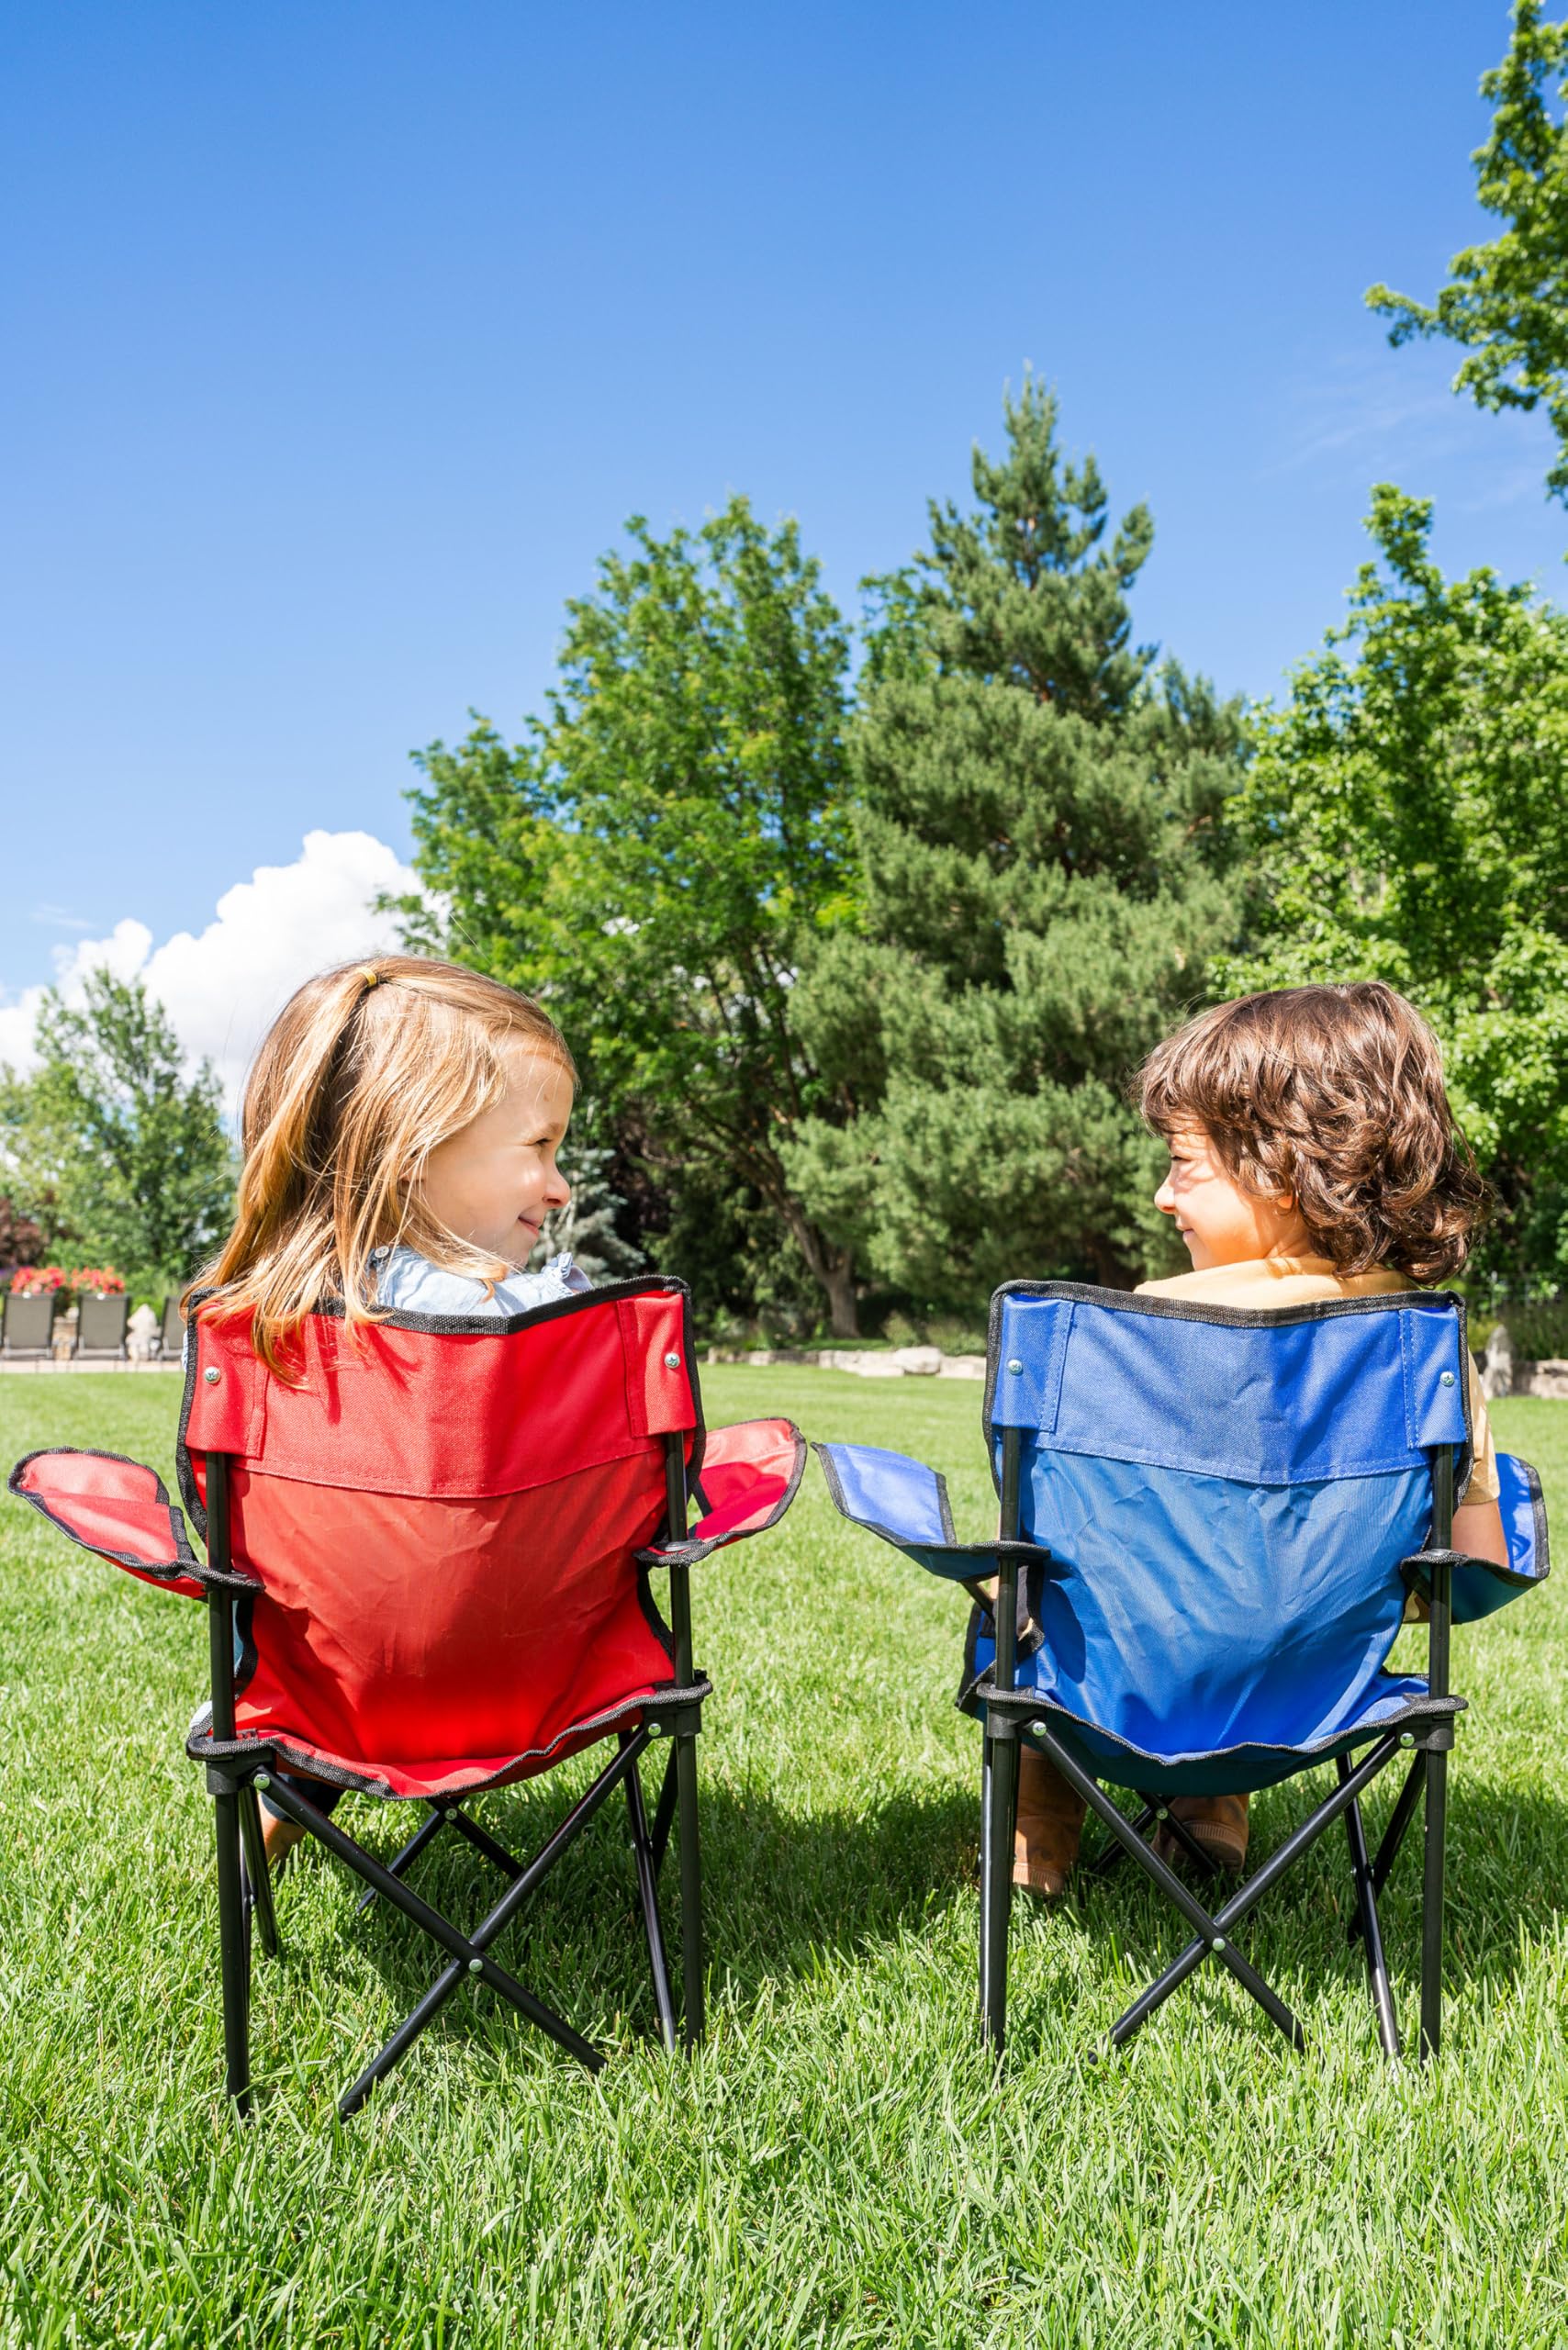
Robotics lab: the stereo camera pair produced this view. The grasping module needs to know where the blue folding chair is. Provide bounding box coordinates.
[818,1282,1548,2061]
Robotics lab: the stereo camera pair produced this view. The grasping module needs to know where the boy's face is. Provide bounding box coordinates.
[1154,1125,1310,1271]
[420,1041,575,1270]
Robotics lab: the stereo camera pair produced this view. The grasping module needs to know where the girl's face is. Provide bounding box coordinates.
[1154,1125,1310,1271]
[420,1042,575,1268]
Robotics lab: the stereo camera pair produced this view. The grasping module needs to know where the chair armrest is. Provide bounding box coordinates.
[6,1448,256,1597]
[813,1439,1047,1585]
[638,1417,806,1565]
[1402,1449,1550,1623]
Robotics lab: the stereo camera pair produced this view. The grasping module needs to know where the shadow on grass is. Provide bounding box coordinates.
[1002,1760,1568,2053]
[240,1753,1568,2086]
[244,1767,980,2072]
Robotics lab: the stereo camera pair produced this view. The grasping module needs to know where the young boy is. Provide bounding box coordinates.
[1014,980,1506,1895]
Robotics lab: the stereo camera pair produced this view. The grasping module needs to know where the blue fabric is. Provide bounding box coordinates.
[992,1291,1468,1481]
[969,1445,1434,1790]
[818,1288,1497,1788]
[970,1617,1432,1795]
[978,1292,1464,1781]
[1448,1449,1548,1624]
[815,1442,1004,1583]
[1499,1451,1544,1582]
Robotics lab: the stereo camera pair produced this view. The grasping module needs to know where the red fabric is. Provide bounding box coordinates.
[677,1419,803,1550]
[11,1450,203,1595]
[224,1458,676,1795]
[183,1295,700,1790]
[186,1301,693,1499]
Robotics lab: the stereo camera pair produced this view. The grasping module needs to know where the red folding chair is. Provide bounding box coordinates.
[9,1279,803,2118]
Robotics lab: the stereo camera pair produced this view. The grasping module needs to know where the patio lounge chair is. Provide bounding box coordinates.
[2,1289,60,1360]
[74,1292,129,1360]
[158,1295,185,1360]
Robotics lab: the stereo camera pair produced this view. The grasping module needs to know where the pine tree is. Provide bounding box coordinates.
[536,1132,644,1282]
[783,381,1244,1306]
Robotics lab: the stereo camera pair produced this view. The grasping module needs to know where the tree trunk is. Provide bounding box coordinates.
[818,1246,860,1340]
[780,1203,861,1337]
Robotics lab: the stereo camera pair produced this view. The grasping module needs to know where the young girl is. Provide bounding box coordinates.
[189,954,584,1865]
[1014,980,1506,1897]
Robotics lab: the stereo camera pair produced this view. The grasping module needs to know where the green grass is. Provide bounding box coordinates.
[3,1371,1567,2348]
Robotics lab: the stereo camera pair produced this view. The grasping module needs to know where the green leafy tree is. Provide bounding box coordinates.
[398,497,866,1331]
[0,972,234,1286]
[782,381,1245,1306]
[1222,485,1568,1286]
[1369,2,1568,504]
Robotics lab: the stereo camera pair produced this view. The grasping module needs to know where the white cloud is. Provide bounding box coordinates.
[0,830,422,1112]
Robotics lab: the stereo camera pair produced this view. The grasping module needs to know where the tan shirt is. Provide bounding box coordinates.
[1135,1257,1498,1506]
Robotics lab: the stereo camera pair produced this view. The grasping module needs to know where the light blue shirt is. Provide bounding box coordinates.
[370,1245,591,1316]
[181,1247,592,1368]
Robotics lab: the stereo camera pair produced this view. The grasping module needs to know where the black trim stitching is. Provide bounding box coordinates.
[976,1673,1466,1768]
[1401,1545,1543,1597]
[980,1280,1473,1497]
[187,1676,714,1800]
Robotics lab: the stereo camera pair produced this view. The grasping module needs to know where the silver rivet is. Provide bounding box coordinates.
[1212,1936,1226,1954]
[1400,1732,1415,1748]
[204,1366,220,1385]
[1007,1359,1024,1375]
[664,1351,681,1370]
[1439,1371,1455,1387]
[1156,1807,1170,1821]
[1032,1721,1048,1737]
[468,1957,483,1975]
[646,1722,664,1740]
[254,1772,271,1790]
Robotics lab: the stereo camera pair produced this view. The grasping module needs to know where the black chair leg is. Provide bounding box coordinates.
[675,1729,704,2049]
[1085,1797,1159,1881]
[238,1785,280,1959]
[1420,1744,1448,2061]
[1349,1751,1426,1945]
[213,1783,252,2114]
[1338,1756,1399,2059]
[356,1803,451,1915]
[649,1745,679,1874]
[979,1737,994,2002]
[981,1732,1017,2053]
[623,1740,678,2053]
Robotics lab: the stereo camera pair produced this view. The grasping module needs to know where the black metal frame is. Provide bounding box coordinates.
[201,1437,705,2120]
[978,1424,1459,2063]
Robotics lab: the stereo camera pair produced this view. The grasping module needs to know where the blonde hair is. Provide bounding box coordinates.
[191,956,576,1370]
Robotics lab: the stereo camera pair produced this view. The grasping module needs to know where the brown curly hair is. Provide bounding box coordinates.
[1137,983,1488,1282]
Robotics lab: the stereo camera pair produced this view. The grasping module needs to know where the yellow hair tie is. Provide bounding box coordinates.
[358,967,380,989]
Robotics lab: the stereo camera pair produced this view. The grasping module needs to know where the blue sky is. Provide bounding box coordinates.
[5,0,1564,1010]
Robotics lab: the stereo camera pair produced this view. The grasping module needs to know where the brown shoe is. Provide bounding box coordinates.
[1156,1791,1249,1874]
[1013,1744,1087,1897]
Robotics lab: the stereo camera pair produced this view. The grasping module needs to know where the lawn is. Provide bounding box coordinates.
[2,1369,1566,2348]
